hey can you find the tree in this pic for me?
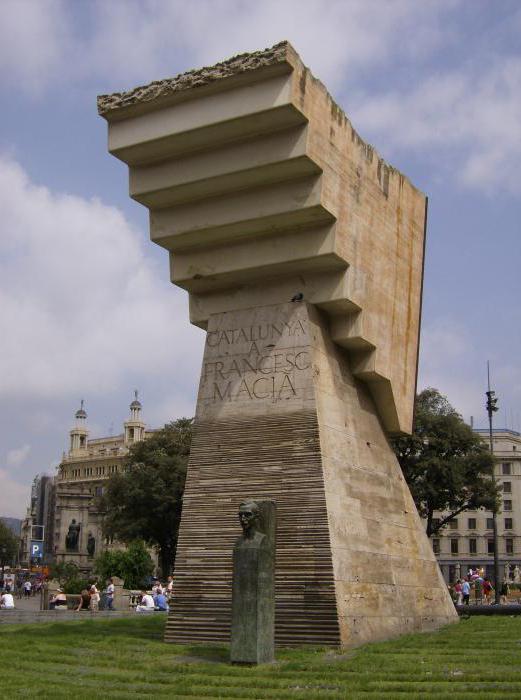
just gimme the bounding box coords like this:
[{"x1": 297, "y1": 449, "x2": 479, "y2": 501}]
[
  {"x1": 0, "y1": 521, "x2": 19, "y2": 568},
  {"x1": 47, "y1": 561, "x2": 91, "y2": 593},
  {"x1": 93, "y1": 540, "x2": 154, "y2": 589},
  {"x1": 392, "y1": 388, "x2": 499, "y2": 537},
  {"x1": 98, "y1": 419, "x2": 191, "y2": 578}
]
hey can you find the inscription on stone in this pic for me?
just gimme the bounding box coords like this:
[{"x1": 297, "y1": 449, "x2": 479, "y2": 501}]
[{"x1": 202, "y1": 319, "x2": 310, "y2": 404}]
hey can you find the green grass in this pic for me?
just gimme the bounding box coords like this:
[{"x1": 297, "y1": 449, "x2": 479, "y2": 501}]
[{"x1": 1, "y1": 616, "x2": 521, "y2": 698}]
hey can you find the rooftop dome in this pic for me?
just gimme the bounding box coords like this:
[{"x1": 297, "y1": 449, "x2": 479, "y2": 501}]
[
  {"x1": 75, "y1": 399, "x2": 87, "y2": 420},
  {"x1": 130, "y1": 390, "x2": 142, "y2": 409}
]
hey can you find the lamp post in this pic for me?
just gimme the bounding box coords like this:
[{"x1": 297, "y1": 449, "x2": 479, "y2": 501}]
[{"x1": 486, "y1": 361, "x2": 500, "y2": 605}]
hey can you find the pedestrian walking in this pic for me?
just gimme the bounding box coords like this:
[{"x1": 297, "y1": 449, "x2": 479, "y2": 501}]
[
  {"x1": 105, "y1": 578, "x2": 115, "y2": 610},
  {"x1": 483, "y1": 578, "x2": 493, "y2": 604},
  {"x1": 462, "y1": 578, "x2": 471, "y2": 605},
  {"x1": 454, "y1": 579, "x2": 463, "y2": 606},
  {"x1": 23, "y1": 580, "x2": 32, "y2": 598},
  {"x1": 500, "y1": 580, "x2": 510, "y2": 604}
]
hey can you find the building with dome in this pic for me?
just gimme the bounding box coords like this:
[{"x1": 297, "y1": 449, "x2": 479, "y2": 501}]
[{"x1": 53, "y1": 393, "x2": 156, "y2": 572}]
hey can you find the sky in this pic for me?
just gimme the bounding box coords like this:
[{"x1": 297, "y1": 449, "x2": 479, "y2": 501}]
[{"x1": 1, "y1": 0, "x2": 520, "y2": 518}]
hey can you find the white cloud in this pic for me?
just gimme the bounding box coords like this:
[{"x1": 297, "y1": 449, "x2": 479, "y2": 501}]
[
  {"x1": 85, "y1": 0, "x2": 449, "y2": 91},
  {"x1": 6, "y1": 444, "x2": 31, "y2": 468},
  {"x1": 0, "y1": 470, "x2": 30, "y2": 518},
  {"x1": 351, "y1": 57, "x2": 521, "y2": 193},
  {"x1": 2, "y1": 0, "x2": 450, "y2": 94},
  {"x1": 0, "y1": 0, "x2": 70, "y2": 96},
  {"x1": 0, "y1": 155, "x2": 202, "y2": 400}
]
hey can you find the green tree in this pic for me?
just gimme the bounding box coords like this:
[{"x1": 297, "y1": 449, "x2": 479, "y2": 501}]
[
  {"x1": 392, "y1": 388, "x2": 499, "y2": 537},
  {"x1": 98, "y1": 419, "x2": 191, "y2": 578},
  {"x1": 48, "y1": 561, "x2": 80, "y2": 585},
  {"x1": 0, "y1": 521, "x2": 19, "y2": 568},
  {"x1": 93, "y1": 541, "x2": 154, "y2": 589}
]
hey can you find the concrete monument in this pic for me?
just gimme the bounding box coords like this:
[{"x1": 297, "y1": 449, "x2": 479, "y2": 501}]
[
  {"x1": 231, "y1": 500, "x2": 275, "y2": 664},
  {"x1": 98, "y1": 41, "x2": 457, "y2": 647}
]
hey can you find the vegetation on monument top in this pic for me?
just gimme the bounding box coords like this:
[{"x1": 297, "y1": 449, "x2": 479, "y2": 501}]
[
  {"x1": 97, "y1": 418, "x2": 192, "y2": 578},
  {"x1": 392, "y1": 387, "x2": 498, "y2": 536},
  {"x1": 2, "y1": 616, "x2": 521, "y2": 698}
]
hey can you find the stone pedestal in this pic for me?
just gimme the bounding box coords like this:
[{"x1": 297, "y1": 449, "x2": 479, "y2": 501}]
[
  {"x1": 231, "y1": 500, "x2": 276, "y2": 664},
  {"x1": 162, "y1": 301, "x2": 456, "y2": 647}
]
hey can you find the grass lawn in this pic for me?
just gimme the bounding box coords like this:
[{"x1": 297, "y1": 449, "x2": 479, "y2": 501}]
[{"x1": 2, "y1": 616, "x2": 521, "y2": 698}]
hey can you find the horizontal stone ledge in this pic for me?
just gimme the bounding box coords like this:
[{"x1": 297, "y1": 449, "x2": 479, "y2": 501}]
[
  {"x1": 130, "y1": 126, "x2": 315, "y2": 207},
  {"x1": 111, "y1": 103, "x2": 307, "y2": 166},
  {"x1": 0, "y1": 610, "x2": 167, "y2": 625}
]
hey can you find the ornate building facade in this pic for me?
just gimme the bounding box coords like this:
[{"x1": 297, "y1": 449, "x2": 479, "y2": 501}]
[
  {"x1": 433, "y1": 428, "x2": 521, "y2": 582},
  {"x1": 53, "y1": 394, "x2": 155, "y2": 572}
]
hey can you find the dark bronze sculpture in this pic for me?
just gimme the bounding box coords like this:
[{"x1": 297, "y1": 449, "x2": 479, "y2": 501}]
[
  {"x1": 87, "y1": 532, "x2": 96, "y2": 557},
  {"x1": 230, "y1": 499, "x2": 275, "y2": 664},
  {"x1": 65, "y1": 519, "x2": 80, "y2": 551}
]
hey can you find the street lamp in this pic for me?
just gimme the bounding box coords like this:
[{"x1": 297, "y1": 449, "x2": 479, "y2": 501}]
[{"x1": 486, "y1": 361, "x2": 500, "y2": 605}]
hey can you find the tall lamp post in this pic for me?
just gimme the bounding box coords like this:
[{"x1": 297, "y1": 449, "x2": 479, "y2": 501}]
[{"x1": 486, "y1": 361, "x2": 500, "y2": 605}]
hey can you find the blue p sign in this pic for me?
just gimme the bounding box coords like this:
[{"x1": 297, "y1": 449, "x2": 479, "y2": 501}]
[{"x1": 31, "y1": 542, "x2": 43, "y2": 559}]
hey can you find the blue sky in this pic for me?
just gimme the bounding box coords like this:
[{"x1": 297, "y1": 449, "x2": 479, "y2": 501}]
[{"x1": 1, "y1": 0, "x2": 520, "y2": 517}]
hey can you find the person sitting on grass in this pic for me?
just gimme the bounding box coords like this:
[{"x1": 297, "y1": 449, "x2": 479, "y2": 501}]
[
  {"x1": 1, "y1": 591, "x2": 15, "y2": 609},
  {"x1": 76, "y1": 589, "x2": 91, "y2": 612},
  {"x1": 135, "y1": 590, "x2": 155, "y2": 613}
]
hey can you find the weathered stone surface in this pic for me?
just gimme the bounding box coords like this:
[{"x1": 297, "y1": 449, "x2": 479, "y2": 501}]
[
  {"x1": 98, "y1": 40, "x2": 424, "y2": 434},
  {"x1": 98, "y1": 42, "x2": 458, "y2": 648},
  {"x1": 161, "y1": 302, "x2": 456, "y2": 647}
]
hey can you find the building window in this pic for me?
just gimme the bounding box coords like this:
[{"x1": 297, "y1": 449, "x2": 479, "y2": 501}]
[
  {"x1": 432, "y1": 518, "x2": 441, "y2": 530},
  {"x1": 449, "y1": 519, "x2": 458, "y2": 530},
  {"x1": 95, "y1": 486, "x2": 103, "y2": 497},
  {"x1": 487, "y1": 539, "x2": 495, "y2": 554},
  {"x1": 506, "y1": 538, "x2": 514, "y2": 555},
  {"x1": 468, "y1": 518, "x2": 477, "y2": 530},
  {"x1": 486, "y1": 518, "x2": 494, "y2": 529},
  {"x1": 502, "y1": 463, "x2": 512, "y2": 475},
  {"x1": 469, "y1": 538, "x2": 477, "y2": 554},
  {"x1": 504, "y1": 500, "x2": 513, "y2": 511},
  {"x1": 450, "y1": 538, "x2": 459, "y2": 554},
  {"x1": 505, "y1": 518, "x2": 513, "y2": 530},
  {"x1": 432, "y1": 538, "x2": 440, "y2": 554},
  {"x1": 503, "y1": 482, "x2": 512, "y2": 493}
]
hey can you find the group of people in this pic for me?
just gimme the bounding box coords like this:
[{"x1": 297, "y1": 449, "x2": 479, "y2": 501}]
[
  {"x1": 0, "y1": 577, "x2": 43, "y2": 607},
  {"x1": 135, "y1": 577, "x2": 173, "y2": 613},
  {"x1": 453, "y1": 572, "x2": 510, "y2": 605},
  {"x1": 49, "y1": 578, "x2": 114, "y2": 611},
  {"x1": 2, "y1": 573, "x2": 174, "y2": 612}
]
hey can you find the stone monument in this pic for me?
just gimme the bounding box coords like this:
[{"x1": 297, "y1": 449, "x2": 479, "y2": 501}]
[
  {"x1": 98, "y1": 41, "x2": 457, "y2": 647},
  {"x1": 231, "y1": 499, "x2": 276, "y2": 664}
]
